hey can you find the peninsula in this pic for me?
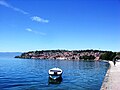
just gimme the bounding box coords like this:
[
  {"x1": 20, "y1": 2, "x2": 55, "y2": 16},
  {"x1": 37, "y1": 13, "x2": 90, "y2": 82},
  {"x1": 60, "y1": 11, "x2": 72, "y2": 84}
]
[{"x1": 15, "y1": 50, "x2": 120, "y2": 60}]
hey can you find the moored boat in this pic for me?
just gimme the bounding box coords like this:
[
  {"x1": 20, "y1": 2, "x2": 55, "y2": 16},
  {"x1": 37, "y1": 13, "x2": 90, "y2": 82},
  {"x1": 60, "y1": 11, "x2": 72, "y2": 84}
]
[{"x1": 48, "y1": 68, "x2": 62, "y2": 80}]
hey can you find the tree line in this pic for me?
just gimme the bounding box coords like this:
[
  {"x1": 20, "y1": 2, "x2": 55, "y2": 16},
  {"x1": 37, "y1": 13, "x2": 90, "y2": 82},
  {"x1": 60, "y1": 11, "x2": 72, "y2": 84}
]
[{"x1": 15, "y1": 49, "x2": 120, "y2": 60}]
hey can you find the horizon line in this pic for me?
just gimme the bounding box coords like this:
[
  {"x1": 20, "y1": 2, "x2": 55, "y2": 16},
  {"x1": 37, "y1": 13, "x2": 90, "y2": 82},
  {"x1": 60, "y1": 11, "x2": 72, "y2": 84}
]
[{"x1": 0, "y1": 49, "x2": 119, "y2": 53}]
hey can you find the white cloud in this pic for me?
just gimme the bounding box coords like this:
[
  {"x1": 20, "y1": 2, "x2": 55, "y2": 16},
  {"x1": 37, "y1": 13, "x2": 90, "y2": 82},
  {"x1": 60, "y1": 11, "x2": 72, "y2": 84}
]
[
  {"x1": 0, "y1": 0, "x2": 29, "y2": 15},
  {"x1": 11, "y1": 7, "x2": 29, "y2": 15},
  {"x1": 26, "y1": 28, "x2": 32, "y2": 32},
  {"x1": 0, "y1": 0, "x2": 10, "y2": 7},
  {"x1": 31, "y1": 16, "x2": 49, "y2": 23},
  {"x1": 0, "y1": 0, "x2": 49, "y2": 23},
  {"x1": 26, "y1": 28, "x2": 46, "y2": 35}
]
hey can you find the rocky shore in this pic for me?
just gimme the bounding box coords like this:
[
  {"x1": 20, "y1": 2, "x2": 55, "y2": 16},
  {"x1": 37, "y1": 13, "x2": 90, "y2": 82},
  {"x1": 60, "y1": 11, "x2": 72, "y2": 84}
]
[{"x1": 15, "y1": 50, "x2": 119, "y2": 60}]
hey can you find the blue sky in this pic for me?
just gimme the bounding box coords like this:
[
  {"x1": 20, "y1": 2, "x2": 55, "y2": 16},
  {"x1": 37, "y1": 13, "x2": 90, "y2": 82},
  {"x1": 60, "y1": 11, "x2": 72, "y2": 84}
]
[{"x1": 0, "y1": 0, "x2": 120, "y2": 52}]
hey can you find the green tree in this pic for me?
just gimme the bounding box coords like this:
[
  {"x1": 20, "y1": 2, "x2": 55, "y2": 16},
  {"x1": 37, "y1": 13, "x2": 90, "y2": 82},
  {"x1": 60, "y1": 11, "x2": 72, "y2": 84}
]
[{"x1": 100, "y1": 52, "x2": 116, "y2": 60}]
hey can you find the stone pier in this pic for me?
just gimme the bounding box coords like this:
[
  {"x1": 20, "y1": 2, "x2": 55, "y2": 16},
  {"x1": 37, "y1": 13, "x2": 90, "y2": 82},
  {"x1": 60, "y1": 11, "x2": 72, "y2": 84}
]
[{"x1": 101, "y1": 61, "x2": 120, "y2": 90}]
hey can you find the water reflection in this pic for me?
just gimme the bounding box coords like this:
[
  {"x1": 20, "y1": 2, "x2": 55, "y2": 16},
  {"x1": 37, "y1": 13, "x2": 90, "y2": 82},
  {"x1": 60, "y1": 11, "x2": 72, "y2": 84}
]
[
  {"x1": 0, "y1": 57, "x2": 109, "y2": 90},
  {"x1": 48, "y1": 76, "x2": 62, "y2": 84}
]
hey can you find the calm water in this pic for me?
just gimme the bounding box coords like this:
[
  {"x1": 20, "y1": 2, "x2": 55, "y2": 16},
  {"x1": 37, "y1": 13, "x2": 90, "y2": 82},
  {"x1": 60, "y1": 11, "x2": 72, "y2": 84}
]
[{"x1": 0, "y1": 53, "x2": 109, "y2": 90}]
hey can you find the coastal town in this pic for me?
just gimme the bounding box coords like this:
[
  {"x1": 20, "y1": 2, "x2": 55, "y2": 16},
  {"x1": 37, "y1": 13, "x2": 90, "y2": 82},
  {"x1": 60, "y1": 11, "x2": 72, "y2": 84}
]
[{"x1": 15, "y1": 50, "x2": 119, "y2": 60}]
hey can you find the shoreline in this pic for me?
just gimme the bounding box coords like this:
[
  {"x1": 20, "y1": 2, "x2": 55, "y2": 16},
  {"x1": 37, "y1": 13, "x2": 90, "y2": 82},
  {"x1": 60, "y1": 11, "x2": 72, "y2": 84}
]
[
  {"x1": 100, "y1": 61, "x2": 120, "y2": 90},
  {"x1": 15, "y1": 50, "x2": 118, "y2": 61},
  {"x1": 100, "y1": 61, "x2": 111, "y2": 90}
]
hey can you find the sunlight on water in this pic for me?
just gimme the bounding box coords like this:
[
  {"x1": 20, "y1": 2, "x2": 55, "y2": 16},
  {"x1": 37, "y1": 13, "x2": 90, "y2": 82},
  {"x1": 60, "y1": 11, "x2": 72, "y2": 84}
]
[{"x1": 0, "y1": 54, "x2": 109, "y2": 90}]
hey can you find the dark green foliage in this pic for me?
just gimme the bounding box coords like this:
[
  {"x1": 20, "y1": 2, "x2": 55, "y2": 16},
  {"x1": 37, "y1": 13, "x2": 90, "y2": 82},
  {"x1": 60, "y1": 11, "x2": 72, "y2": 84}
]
[
  {"x1": 79, "y1": 55, "x2": 95, "y2": 60},
  {"x1": 115, "y1": 52, "x2": 120, "y2": 59},
  {"x1": 14, "y1": 56, "x2": 20, "y2": 58},
  {"x1": 100, "y1": 52, "x2": 116, "y2": 60}
]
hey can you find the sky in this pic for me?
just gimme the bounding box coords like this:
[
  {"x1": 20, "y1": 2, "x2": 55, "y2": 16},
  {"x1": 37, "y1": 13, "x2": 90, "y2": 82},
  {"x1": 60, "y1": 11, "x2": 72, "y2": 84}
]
[{"x1": 0, "y1": 0, "x2": 120, "y2": 52}]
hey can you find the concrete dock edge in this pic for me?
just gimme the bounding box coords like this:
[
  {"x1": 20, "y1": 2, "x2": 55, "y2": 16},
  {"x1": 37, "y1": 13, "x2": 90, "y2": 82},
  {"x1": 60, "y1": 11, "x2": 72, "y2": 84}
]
[{"x1": 100, "y1": 61, "x2": 120, "y2": 90}]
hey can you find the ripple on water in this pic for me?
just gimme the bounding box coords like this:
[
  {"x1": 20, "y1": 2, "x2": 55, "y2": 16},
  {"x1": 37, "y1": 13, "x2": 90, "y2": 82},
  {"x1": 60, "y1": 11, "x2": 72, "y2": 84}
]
[{"x1": 0, "y1": 58, "x2": 109, "y2": 90}]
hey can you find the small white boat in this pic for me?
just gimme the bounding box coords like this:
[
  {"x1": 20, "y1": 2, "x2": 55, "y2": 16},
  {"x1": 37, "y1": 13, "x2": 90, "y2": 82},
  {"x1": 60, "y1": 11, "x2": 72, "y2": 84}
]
[{"x1": 48, "y1": 68, "x2": 62, "y2": 80}]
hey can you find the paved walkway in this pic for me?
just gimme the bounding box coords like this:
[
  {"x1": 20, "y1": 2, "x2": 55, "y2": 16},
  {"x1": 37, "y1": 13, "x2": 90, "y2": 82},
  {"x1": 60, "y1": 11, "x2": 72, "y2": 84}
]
[{"x1": 101, "y1": 61, "x2": 120, "y2": 90}]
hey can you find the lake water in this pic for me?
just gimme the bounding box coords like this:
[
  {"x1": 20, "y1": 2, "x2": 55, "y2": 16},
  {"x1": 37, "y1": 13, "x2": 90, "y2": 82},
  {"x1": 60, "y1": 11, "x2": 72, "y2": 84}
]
[{"x1": 0, "y1": 53, "x2": 109, "y2": 90}]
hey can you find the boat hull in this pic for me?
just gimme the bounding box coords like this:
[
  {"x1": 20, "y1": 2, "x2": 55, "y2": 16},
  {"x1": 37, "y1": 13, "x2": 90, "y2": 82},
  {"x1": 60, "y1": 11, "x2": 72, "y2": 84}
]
[
  {"x1": 49, "y1": 74, "x2": 62, "y2": 80},
  {"x1": 48, "y1": 76, "x2": 62, "y2": 84},
  {"x1": 48, "y1": 68, "x2": 63, "y2": 83}
]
